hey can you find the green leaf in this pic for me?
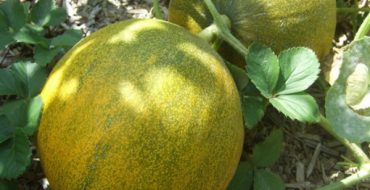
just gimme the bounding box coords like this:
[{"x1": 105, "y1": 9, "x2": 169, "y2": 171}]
[
  {"x1": 11, "y1": 61, "x2": 47, "y2": 98},
  {"x1": 0, "y1": 129, "x2": 31, "y2": 179},
  {"x1": 30, "y1": 0, "x2": 53, "y2": 26},
  {"x1": 0, "y1": 179, "x2": 18, "y2": 190},
  {"x1": 1, "y1": 97, "x2": 43, "y2": 135},
  {"x1": 0, "y1": 68, "x2": 20, "y2": 96},
  {"x1": 270, "y1": 93, "x2": 320, "y2": 123},
  {"x1": 251, "y1": 128, "x2": 283, "y2": 167},
  {"x1": 227, "y1": 161, "x2": 254, "y2": 190},
  {"x1": 242, "y1": 96, "x2": 265, "y2": 129},
  {"x1": 0, "y1": 0, "x2": 27, "y2": 31},
  {"x1": 34, "y1": 46, "x2": 61, "y2": 66},
  {"x1": 13, "y1": 25, "x2": 48, "y2": 47},
  {"x1": 226, "y1": 61, "x2": 249, "y2": 92},
  {"x1": 254, "y1": 169, "x2": 285, "y2": 190},
  {"x1": 0, "y1": 99, "x2": 27, "y2": 127},
  {"x1": 51, "y1": 29, "x2": 83, "y2": 47},
  {"x1": 275, "y1": 48, "x2": 320, "y2": 95},
  {"x1": 246, "y1": 42, "x2": 280, "y2": 98},
  {"x1": 0, "y1": 116, "x2": 15, "y2": 144},
  {"x1": 0, "y1": 31, "x2": 14, "y2": 49},
  {"x1": 47, "y1": 8, "x2": 67, "y2": 26},
  {"x1": 0, "y1": 10, "x2": 9, "y2": 31},
  {"x1": 326, "y1": 37, "x2": 370, "y2": 143},
  {"x1": 23, "y1": 96, "x2": 43, "y2": 136}
]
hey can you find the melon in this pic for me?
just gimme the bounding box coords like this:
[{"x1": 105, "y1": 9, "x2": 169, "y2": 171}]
[
  {"x1": 37, "y1": 19, "x2": 244, "y2": 189},
  {"x1": 168, "y1": 0, "x2": 336, "y2": 64}
]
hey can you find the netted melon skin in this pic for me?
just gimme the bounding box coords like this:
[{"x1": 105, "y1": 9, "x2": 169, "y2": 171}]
[{"x1": 37, "y1": 19, "x2": 244, "y2": 190}]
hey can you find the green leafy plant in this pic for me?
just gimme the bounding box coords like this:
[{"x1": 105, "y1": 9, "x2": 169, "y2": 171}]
[
  {"x1": 228, "y1": 129, "x2": 284, "y2": 190},
  {"x1": 0, "y1": 0, "x2": 82, "y2": 183}
]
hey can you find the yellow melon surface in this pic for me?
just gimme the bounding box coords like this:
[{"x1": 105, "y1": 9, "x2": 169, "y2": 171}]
[{"x1": 37, "y1": 19, "x2": 244, "y2": 190}]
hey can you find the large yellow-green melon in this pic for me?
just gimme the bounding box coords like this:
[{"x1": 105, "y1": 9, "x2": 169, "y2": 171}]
[
  {"x1": 169, "y1": 0, "x2": 336, "y2": 64},
  {"x1": 37, "y1": 19, "x2": 244, "y2": 189}
]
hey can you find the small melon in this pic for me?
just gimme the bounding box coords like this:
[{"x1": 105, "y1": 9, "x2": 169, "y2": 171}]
[
  {"x1": 169, "y1": 0, "x2": 336, "y2": 64},
  {"x1": 37, "y1": 19, "x2": 244, "y2": 189}
]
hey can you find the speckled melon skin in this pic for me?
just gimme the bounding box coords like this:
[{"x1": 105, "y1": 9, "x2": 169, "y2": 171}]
[
  {"x1": 168, "y1": 0, "x2": 336, "y2": 64},
  {"x1": 37, "y1": 19, "x2": 244, "y2": 190}
]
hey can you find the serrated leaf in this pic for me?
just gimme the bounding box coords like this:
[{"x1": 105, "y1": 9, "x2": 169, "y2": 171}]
[
  {"x1": 0, "y1": 116, "x2": 15, "y2": 144},
  {"x1": 0, "y1": 99, "x2": 27, "y2": 127},
  {"x1": 276, "y1": 48, "x2": 320, "y2": 95},
  {"x1": 0, "y1": 68, "x2": 20, "y2": 96},
  {"x1": 246, "y1": 42, "x2": 280, "y2": 98},
  {"x1": 34, "y1": 46, "x2": 61, "y2": 66},
  {"x1": 251, "y1": 128, "x2": 283, "y2": 167},
  {"x1": 0, "y1": 0, "x2": 27, "y2": 31},
  {"x1": 11, "y1": 61, "x2": 47, "y2": 98},
  {"x1": 326, "y1": 37, "x2": 370, "y2": 143},
  {"x1": 254, "y1": 170, "x2": 285, "y2": 190},
  {"x1": 227, "y1": 161, "x2": 253, "y2": 190},
  {"x1": 0, "y1": 129, "x2": 31, "y2": 179},
  {"x1": 23, "y1": 96, "x2": 43, "y2": 136},
  {"x1": 0, "y1": 10, "x2": 9, "y2": 31},
  {"x1": 50, "y1": 29, "x2": 83, "y2": 47},
  {"x1": 226, "y1": 61, "x2": 249, "y2": 92},
  {"x1": 242, "y1": 96, "x2": 265, "y2": 129},
  {"x1": 30, "y1": 0, "x2": 53, "y2": 26},
  {"x1": 47, "y1": 8, "x2": 67, "y2": 26},
  {"x1": 13, "y1": 25, "x2": 48, "y2": 47},
  {"x1": 270, "y1": 93, "x2": 320, "y2": 123}
]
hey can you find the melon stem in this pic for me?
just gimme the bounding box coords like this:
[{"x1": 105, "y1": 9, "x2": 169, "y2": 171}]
[
  {"x1": 152, "y1": 0, "x2": 164, "y2": 20},
  {"x1": 202, "y1": 0, "x2": 249, "y2": 57}
]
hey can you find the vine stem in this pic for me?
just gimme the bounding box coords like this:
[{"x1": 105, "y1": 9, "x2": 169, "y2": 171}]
[
  {"x1": 337, "y1": 7, "x2": 370, "y2": 14},
  {"x1": 315, "y1": 114, "x2": 370, "y2": 190},
  {"x1": 318, "y1": 115, "x2": 369, "y2": 165},
  {"x1": 202, "y1": 0, "x2": 249, "y2": 57},
  {"x1": 152, "y1": 0, "x2": 164, "y2": 20},
  {"x1": 354, "y1": 12, "x2": 370, "y2": 41},
  {"x1": 317, "y1": 163, "x2": 370, "y2": 190}
]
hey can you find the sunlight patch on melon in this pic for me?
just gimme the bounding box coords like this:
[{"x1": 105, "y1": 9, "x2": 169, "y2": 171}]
[
  {"x1": 108, "y1": 20, "x2": 167, "y2": 44},
  {"x1": 119, "y1": 81, "x2": 145, "y2": 113},
  {"x1": 41, "y1": 40, "x2": 95, "y2": 109},
  {"x1": 58, "y1": 78, "x2": 79, "y2": 101}
]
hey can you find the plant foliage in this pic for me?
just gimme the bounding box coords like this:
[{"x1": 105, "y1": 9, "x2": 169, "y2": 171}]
[{"x1": 0, "y1": 0, "x2": 82, "y2": 180}]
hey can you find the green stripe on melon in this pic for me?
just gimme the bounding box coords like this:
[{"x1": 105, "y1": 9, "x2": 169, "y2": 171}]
[{"x1": 37, "y1": 19, "x2": 244, "y2": 189}]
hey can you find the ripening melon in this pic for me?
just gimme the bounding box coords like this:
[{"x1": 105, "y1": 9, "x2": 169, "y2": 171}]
[
  {"x1": 169, "y1": 0, "x2": 336, "y2": 65},
  {"x1": 37, "y1": 19, "x2": 244, "y2": 189}
]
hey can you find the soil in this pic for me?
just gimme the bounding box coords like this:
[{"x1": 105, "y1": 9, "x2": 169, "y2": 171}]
[{"x1": 5, "y1": 0, "x2": 370, "y2": 189}]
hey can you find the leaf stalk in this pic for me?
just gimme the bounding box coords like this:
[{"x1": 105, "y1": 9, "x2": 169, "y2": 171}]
[{"x1": 354, "y1": 12, "x2": 370, "y2": 41}]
